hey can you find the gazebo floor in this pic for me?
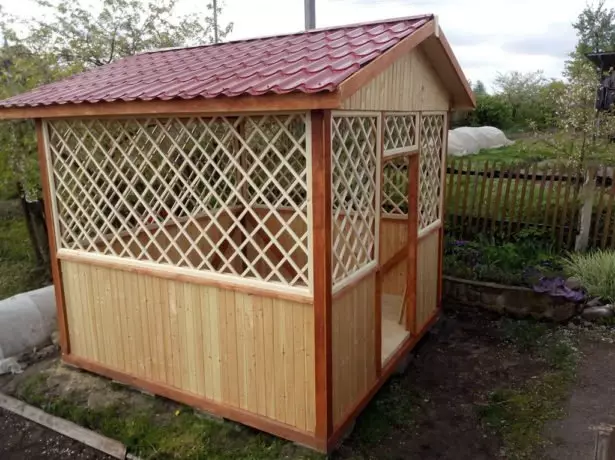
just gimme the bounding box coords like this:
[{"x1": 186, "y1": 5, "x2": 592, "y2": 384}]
[{"x1": 382, "y1": 293, "x2": 410, "y2": 363}]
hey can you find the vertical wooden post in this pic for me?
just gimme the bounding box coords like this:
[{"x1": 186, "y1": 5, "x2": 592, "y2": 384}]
[
  {"x1": 35, "y1": 119, "x2": 70, "y2": 356},
  {"x1": 406, "y1": 153, "x2": 419, "y2": 335},
  {"x1": 576, "y1": 167, "x2": 596, "y2": 252},
  {"x1": 311, "y1": 110, "x2": 332, "y2": 448},
  {"x1": 375, "y1": 112, "x2": 384, "y2": 377},
  {"x1": 437, "y1": 111, "x2": 450, "y2": 308}
]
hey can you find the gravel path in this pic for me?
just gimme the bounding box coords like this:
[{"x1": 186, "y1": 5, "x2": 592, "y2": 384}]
[{"x1": 0, "y1": 407, "x2": 112, "y2": 460}]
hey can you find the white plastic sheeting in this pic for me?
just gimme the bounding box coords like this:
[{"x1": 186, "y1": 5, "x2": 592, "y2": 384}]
[
  {"x1": 0, "y1": 286, "x2": 56, "y2": 360},
  {"x1": 448, "y1": 126, "x2": 514, "y2": 156}
]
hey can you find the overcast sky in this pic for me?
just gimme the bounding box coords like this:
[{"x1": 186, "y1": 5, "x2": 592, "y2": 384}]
[{"x1": 0, "y1": 0, "x2": 611, "y2": 90}]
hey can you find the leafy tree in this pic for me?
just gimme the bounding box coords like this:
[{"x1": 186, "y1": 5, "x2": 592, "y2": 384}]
[
  {"x1": 546, "y1": 61, "x2": 615, "y2": 165},
  {"x1": 467, "y1": 94, "x2": 513, "y2": 129},
  {"x1": 567, "y1": 1, "x2": 615, "y2": 77}
]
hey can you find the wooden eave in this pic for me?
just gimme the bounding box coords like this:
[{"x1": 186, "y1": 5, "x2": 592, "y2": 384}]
[{"x1": 0, "y1": 91, "x2": 341, "y2": 120}]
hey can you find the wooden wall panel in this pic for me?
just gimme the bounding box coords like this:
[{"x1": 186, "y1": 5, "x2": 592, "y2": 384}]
[
  {"x1": 380, "y1": 219, "x2": 407, "y2": 261},
  {"x1": 331, "y1": 273, "x2": 377, "y2": 427},
  {"x1": 342, "y1": 46, "x2": 449, "y2": 112},
  {"x1": 416, "y1": 230, "x2": 440, "y2": 329},
  {"x1": 61, "y1": 260, "x2": 316, "y2": 433},
  {"x1": 382, "y1": 259, "x2": 407, "y2": 296}
]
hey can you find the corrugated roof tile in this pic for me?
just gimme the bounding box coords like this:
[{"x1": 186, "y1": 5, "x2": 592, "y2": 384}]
[{"x1": 0, "y1": 15, "x2": 432, "y2": 108}]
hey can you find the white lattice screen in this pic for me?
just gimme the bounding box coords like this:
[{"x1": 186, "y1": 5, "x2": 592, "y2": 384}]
[
  {"x1": 382, "y1": 156, "x2": 409, "y2": 215},
  {"x1": 384, "y1": 113, "x2": 418, "y2": 156},
  {"x1": 331, "y1": 113, "x2": 378, "y2": 284},
  {"x1": 419, "y1": 114, "x2": 445, "y2": 230},
  {"x1": 45, "y1": 114, "x2": 310, "y2": 288}
]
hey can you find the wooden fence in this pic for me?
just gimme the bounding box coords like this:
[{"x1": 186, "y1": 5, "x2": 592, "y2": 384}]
[{"x1": 444, "y1": 158, "x2": 615, "y2": 250}]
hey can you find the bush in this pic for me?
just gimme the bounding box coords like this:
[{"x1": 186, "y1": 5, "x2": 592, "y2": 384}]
[
  {"x1": 563, "y1": 250, "x2": 615, "y2": 302},
  {"x1": 466, "y1": 94, "x2": 514, "y2": 130}
]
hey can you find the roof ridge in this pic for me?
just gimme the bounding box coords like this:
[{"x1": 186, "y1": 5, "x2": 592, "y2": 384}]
[{"x1": 142, "y1": 14, "x2": 434, "y2": 56}]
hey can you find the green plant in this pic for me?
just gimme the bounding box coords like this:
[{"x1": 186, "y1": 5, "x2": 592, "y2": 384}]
[{"x1": 563, "y1": 249, "x2": 615, "y2": 302}]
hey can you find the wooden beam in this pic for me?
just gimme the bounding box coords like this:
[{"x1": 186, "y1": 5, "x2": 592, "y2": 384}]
[
  {"x1": 311, "y1": 109, "x2": 333, "y2": 443},
  {"x1": 35, "y1": 119, "x2": 70, "y2": 355},
  {"x1": 338, "y1": 20, "x2": 436, "y2": 102},
  {"x1": 0, "y1": 92, "x2": 341, "y2": 120}
]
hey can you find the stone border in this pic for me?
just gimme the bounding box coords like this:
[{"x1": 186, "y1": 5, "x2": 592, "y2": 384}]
[{"x1": 443, "y1": 276, "x2": 579, "y2": 322}]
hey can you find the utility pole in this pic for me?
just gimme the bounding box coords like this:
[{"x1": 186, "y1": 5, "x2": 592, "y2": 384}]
[
  {"x1": 305, "y1": 0, "x2": 315, "y2": 30},
  {"x1": 213, "y1": 0, "x2": 219, "y2": 43}
]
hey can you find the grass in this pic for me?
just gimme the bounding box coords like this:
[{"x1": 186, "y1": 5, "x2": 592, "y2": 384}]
[
  {"x1": 460, "y1": 139, "x2": 558, "y2": 165},
  {"x1": 477, "y1": 320, "x2": 579, "y2": 459},
  {"x1": 350, "y1": 377, "x2": 420, "y2": 449},
  {"x1": 0, "y1": 204, "x2": 49, "y2": 299},
  {"x1": 17, "y1": 371, "x2": 321, "y2": 460},
  {"x1": 563, "y1": 249, "x2": 615, "y2": 302}
]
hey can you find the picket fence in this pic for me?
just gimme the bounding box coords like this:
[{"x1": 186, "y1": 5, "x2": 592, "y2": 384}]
[{"x1": 444, "y1": 158, "x2": 615, "y2": 250}]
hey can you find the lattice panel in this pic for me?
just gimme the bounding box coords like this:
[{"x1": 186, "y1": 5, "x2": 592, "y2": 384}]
[
  {"x1": 382, "y1": 156, "x2": 409, "y2": 215},
  {"x1": 384, "y1": 113, "x2": 417, "y2": 155},
  {"x1": 46, "y1": 114, "x2": 310, "y2": 287},
  {"x1": 331, "y1": 114, "x2": 378, "y2": 283},
  {"x1": 419, "y1": 114, "x2": 444, "y2": 229}
]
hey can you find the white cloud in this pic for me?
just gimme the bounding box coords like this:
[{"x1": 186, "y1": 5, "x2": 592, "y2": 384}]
[{"x1": 1, "y1": 0, "x2": 613, "y2": 88}]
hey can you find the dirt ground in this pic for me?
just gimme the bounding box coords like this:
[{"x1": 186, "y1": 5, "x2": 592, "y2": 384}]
[
  {"x1": 0, "y1": 407, "x2": 111, "y2": 460},
  {"x1": 337, "y1": 307, "x2": 547, "y2": 460}
]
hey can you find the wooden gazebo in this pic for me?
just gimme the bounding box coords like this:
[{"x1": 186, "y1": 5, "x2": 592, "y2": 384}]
[{"x1": 0, "y1": 14, "x2": 474, "y2": 452}]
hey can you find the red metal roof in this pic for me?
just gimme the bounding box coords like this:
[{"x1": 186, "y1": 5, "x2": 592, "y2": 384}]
[{"x1": 0, "y1": 15, "x2": 432, "y2": 108}]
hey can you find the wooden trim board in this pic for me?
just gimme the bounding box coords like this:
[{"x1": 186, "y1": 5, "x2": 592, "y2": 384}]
[
  {"x1": 36, "y1": 119, "x2": 69, "y2": 355},
  {"x1": 0, "y1": 92, "x2": 341, "y2": 120},
  {"x1": 406, "y1": 151, "x2": 419, "y2": 334},
  {"x1": 0, "y1": 392, "x2": 127, "y2": 459}
]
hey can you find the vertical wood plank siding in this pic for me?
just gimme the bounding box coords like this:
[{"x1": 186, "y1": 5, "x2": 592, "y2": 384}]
[
  {"x1": 342, "y1": 47, "x2": 449, "y2": 111},
  {"x1": 61, "y1": 259, "x2": 316, "y2": 433},
  {"x1": 416, "y1": 230, "x2": 440, "y2": 330},
  {"x1": 380, "y1": 219, "x2": 408, "y2": 296},
  {"x1": 331, "y1": 273, "x2": 377, "y2": 427}
]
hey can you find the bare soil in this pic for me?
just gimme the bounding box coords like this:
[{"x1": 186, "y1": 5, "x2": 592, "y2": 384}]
[{"x1": 0, "y1": 407, "x2": 111, "y2": 460}]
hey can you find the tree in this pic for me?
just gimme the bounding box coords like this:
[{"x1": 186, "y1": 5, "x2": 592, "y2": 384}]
[
  {"x1": 567, "y1": 1, "x2": 615, "y2": 77},
  {"x1": 546, "y1": 62, "x2": 615, "y2": 165}
]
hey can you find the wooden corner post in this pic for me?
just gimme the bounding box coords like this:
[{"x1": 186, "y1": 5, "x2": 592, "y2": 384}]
[
  {"x1": 35, "y1": 119, "x2": 70, "y2": 355},
  {"x1": 311, "y1": 110, "x2": 333, "y2": 449}
]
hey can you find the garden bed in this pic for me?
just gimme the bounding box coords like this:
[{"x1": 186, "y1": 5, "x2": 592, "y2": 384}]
[{"x1": 443, "y1": 276, "x2": 578, "y2": 322}]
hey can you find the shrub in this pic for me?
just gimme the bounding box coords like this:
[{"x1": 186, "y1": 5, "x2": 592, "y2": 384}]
[{"x1": 563, "y1": 250, "x2": 615, "y2": 302}]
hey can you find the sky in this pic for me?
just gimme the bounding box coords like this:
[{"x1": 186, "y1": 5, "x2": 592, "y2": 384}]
[{"x1": 0, "y1": 0, "x2": 612, "y2": 90}]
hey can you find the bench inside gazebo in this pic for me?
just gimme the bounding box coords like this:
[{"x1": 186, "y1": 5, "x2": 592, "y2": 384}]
[{"x1": 0, "y1": 14, "x2": 474, "y2": 452}]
